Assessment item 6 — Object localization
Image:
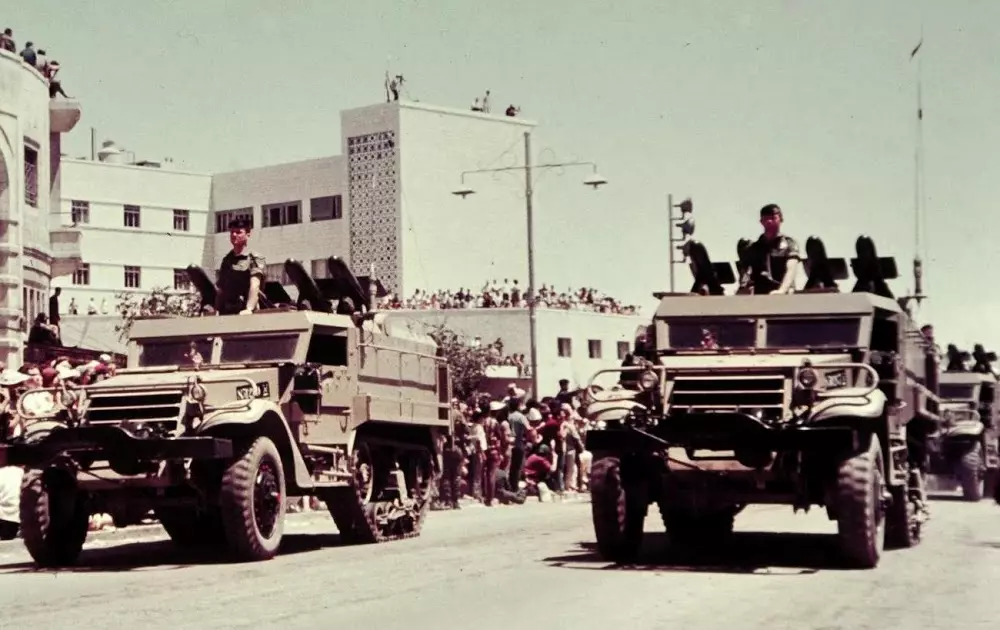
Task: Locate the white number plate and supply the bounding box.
[236,382,270,400]
[824,370,848,389]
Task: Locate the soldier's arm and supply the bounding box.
[776,238,802,294]
[245,254,267,312]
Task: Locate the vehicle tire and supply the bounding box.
[590,455,647,563]
[19,467,90,567]
[219,437,287,561]
[835,433,887,569]
[885,484,919,549]
[957,443,983,501]
[983,468,999,502]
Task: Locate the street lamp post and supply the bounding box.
[452,131,607,398]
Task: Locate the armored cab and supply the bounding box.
[0,256,451,568]
[583,235,939,569]
[929,344,1000,500]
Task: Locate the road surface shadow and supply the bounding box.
[542,531,859,575]
[0,533,346,574]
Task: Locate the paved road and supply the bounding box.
[0,493,997,629]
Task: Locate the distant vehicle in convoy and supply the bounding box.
[0,257,451,567]
[927,345,999,501]
[582,236,940,569]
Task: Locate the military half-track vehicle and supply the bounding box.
[927,345,1000,501]
[0,256,452,567]
[583,235,940,569]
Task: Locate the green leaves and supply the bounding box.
[425,324,496,401]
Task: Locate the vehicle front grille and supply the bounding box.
[668,374,787,411]
[85,390,185,431]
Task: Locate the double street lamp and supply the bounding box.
[452,130,608,398]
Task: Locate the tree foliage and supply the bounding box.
[115,286,202,342]
[425,324,499,401]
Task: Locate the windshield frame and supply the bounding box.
[764,317,862,350]
[136,332,304,367]
[659,315,866,352]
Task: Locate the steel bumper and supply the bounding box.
[0,426,233,467]
[586,412,859,454]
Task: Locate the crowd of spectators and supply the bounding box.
[434,378,593,509]
[1,26,71,98]
[380,279,639,315]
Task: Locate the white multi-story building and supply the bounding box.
[0,47,83,367]
[52,144,212,314]
[52,98,641,389]
[210,100,537,297]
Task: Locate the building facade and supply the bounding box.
[0,47,82,367]
[209,101,536,297]
[384,307,646,394]
[48,97,642,387]
[51,147,212,314]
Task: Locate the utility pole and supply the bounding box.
[524,131,539,399]
[452,135,608,399]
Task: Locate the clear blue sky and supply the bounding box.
[13,0,1000,351]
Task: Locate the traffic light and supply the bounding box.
[674,198,695,238]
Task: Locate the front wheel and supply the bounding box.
[19,467,90,567]
[219,437,287,561]
[957,443,983,501]
[835,434,887,569]
[590,456,648,563]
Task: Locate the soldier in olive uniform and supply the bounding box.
[215,217,267,315]
[738,204,801,295]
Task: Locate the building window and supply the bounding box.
[557,337,572,358]
[173,268,190,291]
[72,263,91,286]
[262,202,301,228]
[24,146,38,207]
[617,341,630,360]
[124,204,141,228]
[124,265,141,289]
[588,340,603,359]
[310,195,343,221]
[215,208,254,233]
[173,209,190,232]
[264,263,288,284]
[71,200,90,224]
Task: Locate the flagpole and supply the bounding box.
[910,30,926,315]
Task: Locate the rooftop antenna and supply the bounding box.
[900,27,927,319]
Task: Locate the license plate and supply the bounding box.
[236,382,270,400]
[825,370,848,389]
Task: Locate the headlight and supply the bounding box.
[186,377,207,402]
[638,370,659,391]
[797,367,819,389]
[190,383,207,402]
[59,387,85,409]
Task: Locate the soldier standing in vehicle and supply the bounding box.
[738,203,801,295]
[215,217,267,315]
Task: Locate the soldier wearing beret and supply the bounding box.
[215,217,266,315]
